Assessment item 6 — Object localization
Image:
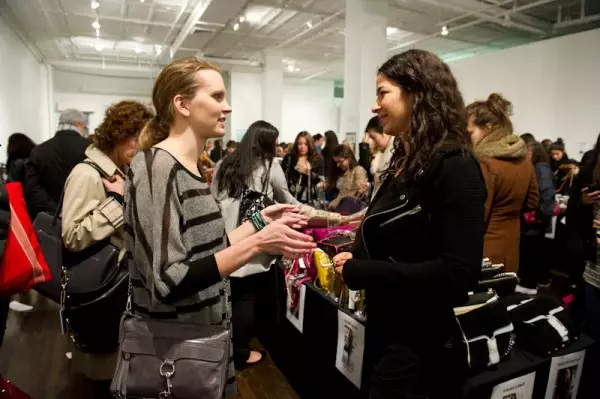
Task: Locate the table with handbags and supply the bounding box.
[259,231,596,399]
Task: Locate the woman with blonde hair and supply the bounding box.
[127,57,315,397]
[467,93,539,274]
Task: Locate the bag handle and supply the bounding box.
[261,159,274,196]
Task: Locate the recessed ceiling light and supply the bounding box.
[92,20,101,30]
[287,64,295,72]
[134,46,141,54]
[91,1,100,10]
[441,25,449,36]
[233,23,240,31]
[306,20,313,28]
[139,0,145,3]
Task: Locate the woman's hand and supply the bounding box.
[102,175,125,196]
[261,204,298,223]
[333,252,353,282]
[257,223,316,259]
[582,187,600,205]
[328,202,336,211]
[593,219,600,229]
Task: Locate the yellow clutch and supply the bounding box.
[313,248,334,294]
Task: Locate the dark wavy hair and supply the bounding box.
[378,50,472,182]
[216,120,279,198]
[291,131,320,167]
[324,130,339,151]
[95,101,153,152]
[528,141,549,165]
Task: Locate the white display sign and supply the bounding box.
[544,350,586,399]
[490,371,536,399]
[285,282,306,333]
[335,310,365,389]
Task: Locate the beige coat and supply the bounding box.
[330,165,369,209]
[61,144,126,380]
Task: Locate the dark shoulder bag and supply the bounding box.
[111,279,232,399]
[237,160,275,225]
[33,160,128,353]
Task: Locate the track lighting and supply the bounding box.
[441,25,449,36]
[233,23,240,31]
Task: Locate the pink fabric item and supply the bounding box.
[303,226,354,242]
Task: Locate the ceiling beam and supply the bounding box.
[170,0,213,58]
[276,9,344,48]
[251,0,333,16]
[42,9,184,29]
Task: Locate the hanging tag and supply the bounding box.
[298,257,307,270]
[59,310,66,335]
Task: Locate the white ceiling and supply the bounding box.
[2,0,599,80]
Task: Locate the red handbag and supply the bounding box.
[0,378,32,399]
[0,182,51,296]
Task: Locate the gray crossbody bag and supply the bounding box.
[110,279,231,399]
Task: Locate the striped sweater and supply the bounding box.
[124,148,236,397]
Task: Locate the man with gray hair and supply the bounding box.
[24,109,91,218]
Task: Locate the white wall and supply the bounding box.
[54,92,152,136]
[230,72,339,144]
[0,15,50,162]
[450,28,600,160]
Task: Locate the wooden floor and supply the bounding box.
[0,292,299,399]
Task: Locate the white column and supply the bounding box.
[341,0,388,144]
[261,51,283,131]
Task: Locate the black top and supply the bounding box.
[23,129,91,218]
[343,146,486,360]
[566,162,596,265]
[281,154,324,204]
[0,179,9,259]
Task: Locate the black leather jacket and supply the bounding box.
[343,147,486,388]
[0,179,10,260]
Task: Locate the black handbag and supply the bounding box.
[454,291,515,373]
[477,272,518,297]
[33,160,127,353]
[237,160,274,225]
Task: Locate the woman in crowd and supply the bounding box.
[61,100,153,386]
[212,120,306,370]
[333,50,486,399]
[518,141,556,295]
[327,145,368,213]
[321,130,339,177]
[126,57,315,397]
[365,115,394,195]
[5,133,36,183]
[468,93,539,273]
[210,138,226,163]
[550,138,578,194]
[281,131,324,204]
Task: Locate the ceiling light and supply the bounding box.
[95,43,104,52]
[306,20,313,28]
[441,25,449,36]
[92,20,101,30]
[139,0,145,3]
[287,64,295,72]
[154,45,162,55]
[96,29,100,37]
[233,23,240,31]
[239,16,245,22]
[91,1,100,10]
[386,26,399,36]
[134,45,141,54]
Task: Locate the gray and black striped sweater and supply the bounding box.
[124,148,236,397]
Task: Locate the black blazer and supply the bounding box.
[281,154,324,203]
[23,129,91,218]
[343,147,486,361]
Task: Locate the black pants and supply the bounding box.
[0,296,9,348]
[230,272,269,368]
[518,233,549,289]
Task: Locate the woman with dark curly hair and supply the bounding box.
[332,50,487,398]
[5,133,36,183]
[61,100,153,387]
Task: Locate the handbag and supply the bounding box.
[0,182,51,296]
[334,197,365,215]
[477,272,518,298]
[454,293,515,373]
[237,160,274,225]
[110,282,232,399]
[33,160,127,353]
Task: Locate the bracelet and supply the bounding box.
[250,211,268,231]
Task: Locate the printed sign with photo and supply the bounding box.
[335,310,365,389]
[490,371,536,399]
[285,282,306,333]
[544,350,586,399]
